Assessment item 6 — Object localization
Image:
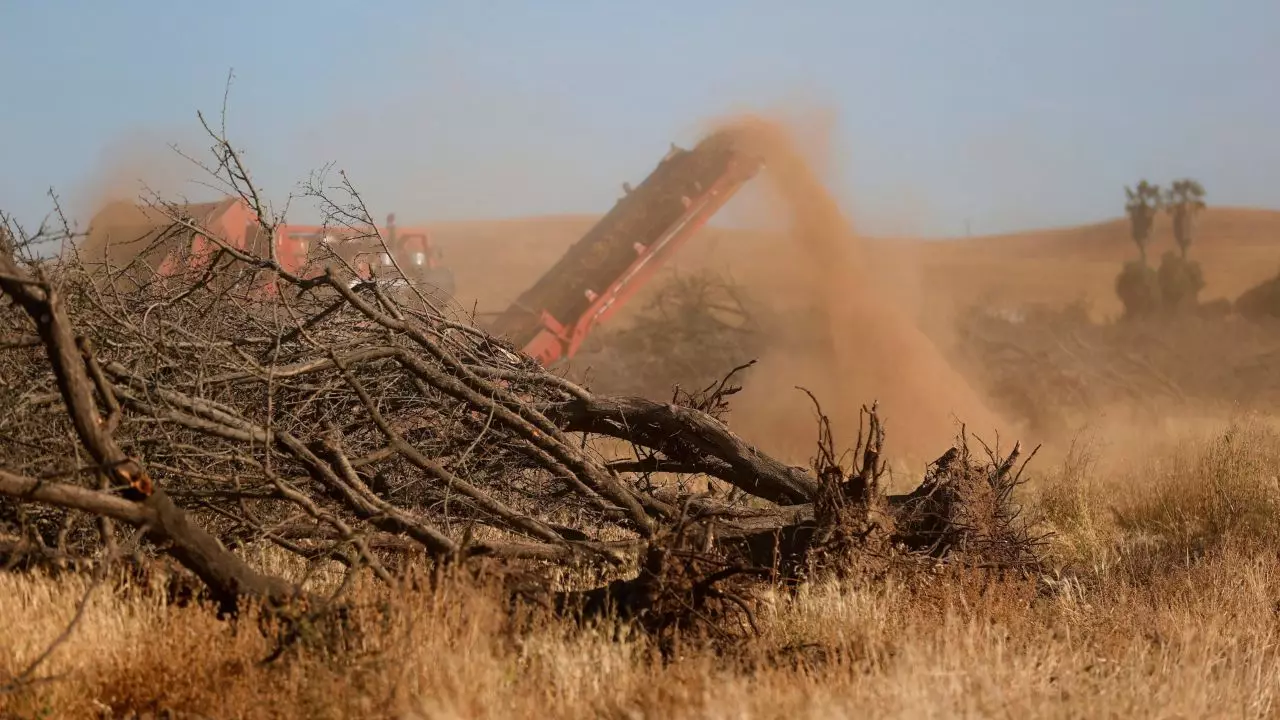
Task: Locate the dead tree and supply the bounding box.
[0,113,1041,630]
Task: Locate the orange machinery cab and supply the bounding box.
[274,214,455,295]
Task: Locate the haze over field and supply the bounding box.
[421,161,1280,463]
[432,207,1280,323]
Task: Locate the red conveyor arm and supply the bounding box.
[489,131,763,366]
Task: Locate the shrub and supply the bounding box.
[1156,251,1206,313]
[1115,260,1161,320]
[1235,274,1280,320]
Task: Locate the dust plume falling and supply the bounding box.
[717,116,1007,465]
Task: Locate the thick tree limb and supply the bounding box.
[0,467,299,610]
[544,395,819,504]
[0,469,149,525]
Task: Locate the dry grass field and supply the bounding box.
[6,417,1280,718]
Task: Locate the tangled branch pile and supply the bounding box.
[0,124,1041,652]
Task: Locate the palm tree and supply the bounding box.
[1163,179,1206,259]
[1124,180,1163,265]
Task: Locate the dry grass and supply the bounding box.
[4,418,1280,718]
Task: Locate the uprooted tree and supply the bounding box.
[0,114,1042,647]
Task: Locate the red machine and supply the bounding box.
[274,213,454,294]
[487,130,764,366]
[82,197,258,277]
[82,200,454,295]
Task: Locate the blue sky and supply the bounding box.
[1,1,1276,237]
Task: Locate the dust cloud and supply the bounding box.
[67,127,205,227]
[711,116,1009,466]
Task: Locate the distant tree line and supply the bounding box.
[1116,178,1207,319]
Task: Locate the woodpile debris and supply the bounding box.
[0,126,1043,651]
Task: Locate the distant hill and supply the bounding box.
[429,207,1280,325]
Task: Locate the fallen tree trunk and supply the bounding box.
[0,468,299,612]
[544,395,818,504]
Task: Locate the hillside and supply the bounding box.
[430,207,1280,326]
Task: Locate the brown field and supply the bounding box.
[433,207,1280,323]
[5,115,1280,718]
